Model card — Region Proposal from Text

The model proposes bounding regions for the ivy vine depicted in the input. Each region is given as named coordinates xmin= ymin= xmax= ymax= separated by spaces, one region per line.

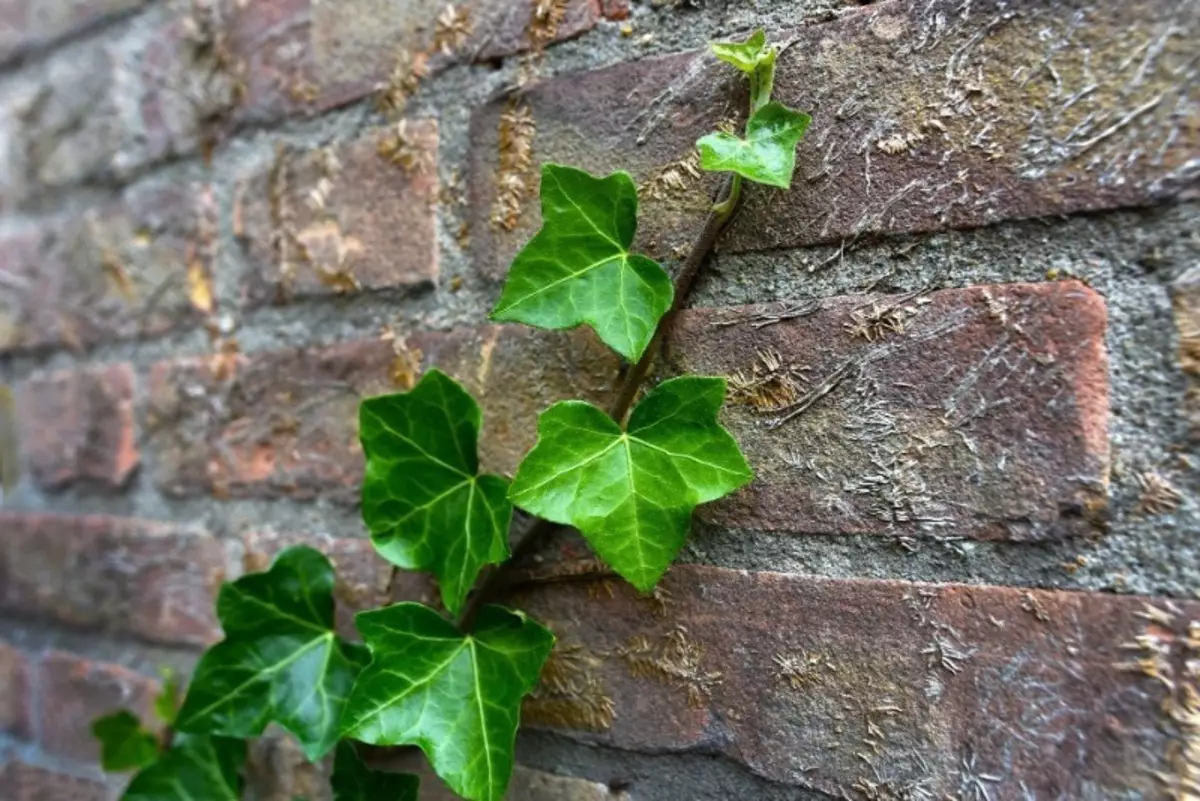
xmin=95 ymin=30 xmax=809 ymax=800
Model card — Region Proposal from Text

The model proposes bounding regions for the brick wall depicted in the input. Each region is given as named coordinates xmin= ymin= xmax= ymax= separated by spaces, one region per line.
xmin=0 ymin=1 xmax=1197 ymax=799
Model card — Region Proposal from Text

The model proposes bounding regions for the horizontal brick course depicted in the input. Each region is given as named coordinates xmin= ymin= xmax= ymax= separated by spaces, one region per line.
xmin=0 ymin=0 xmax=147 ymax=64
xmin=0 ymin=761 xmax=112 ymax=801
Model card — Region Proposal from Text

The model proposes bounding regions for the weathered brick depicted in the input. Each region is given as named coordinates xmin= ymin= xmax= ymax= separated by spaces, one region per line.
xmin=17 ymin=364 xmax=139 ymax=490
xmin=370 ymin=750 xmax=625 ymax=801
xmin=470 ymin=0 xmax=1200 ymax=278
xmin=1175 ymin=265 xmax=1200 ymax=443
xmin=146 ymin=325 xmax=619 ymax=501
xmin=0 ymin=641 xmax=32 ymax=740
xmin=0 ymin=0 xmax=147 ymax=64
xmin=0 ymin=512 xmax=225 ymax=646
xmin=0 ymin=761 xmax=112 ymax=801
xmin=0 ymin=181 xmax=216 ymax=354
xmin=666 ymin=281 xmax=1110 ymax=541
xmin=511 ymin=563 xmax=1200 ymax=799
xmin=35 ymin=650 xmax=159 ymax=763
xmin=234 ymin=122 xmax=438 ymax=306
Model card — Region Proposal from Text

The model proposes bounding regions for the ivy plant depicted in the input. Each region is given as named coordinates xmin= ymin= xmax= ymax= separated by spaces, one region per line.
xmin=94 ymin=29 xmax=809 ymax=800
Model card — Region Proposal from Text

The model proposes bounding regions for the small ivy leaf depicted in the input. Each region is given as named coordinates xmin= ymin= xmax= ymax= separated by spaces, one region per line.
xmin=491 ymin=164 xmax=674 ymax=362
xmin=509 ymin=376 xmax=752 ymax=592
xmin=92 ymin=710 xmax=159 ymax=773
xmin=152 ymin=668 xmax=181 ymax=726
xmin=341 ymin=603 xmax=554 ymax=801
xmin=174 ymin=546 xmax=370 ymax=761
xmin=710 ymin=29 xmax=769 ymax=73
xmin=122 ymin=734 xmax=246 ymax=801
xmin=697 ymin=102 xmax=811 ymax=189
xmin=360 ymin=369 xmax=513 ymax=616
xmin=331 ymin=741 xmax=419 ymax=801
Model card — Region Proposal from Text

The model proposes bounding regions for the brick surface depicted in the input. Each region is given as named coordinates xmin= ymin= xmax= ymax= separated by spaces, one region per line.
xmin=666 ymin=281 xmax=1110 ymax=541
xmin=1176 ymin=266 xmax=1200 ymax=443
xmin=0 ymin=512 xmax=225 ymax=646
xmin=35 ymin=650 xmax=159 ymax=763
xmin=510 ymin=563 xmax=1200 ymax=799
xmin=0 ymin=761 xmax=112 ymax=801
xmin=0 ymin=641 xmax=32 ymax=740
xmin=0 ymin=181 xmax=216 ymax=354
xmin=470 ymin=0 xmax=1200 ymax=278
xmin=146 ymin=325 xmax=620 ymax=501
xmin=0 ymin=0 xmax=147 ymax=63
xmin=370 ymin=750 xmax=625 ymax=801
xmin=235 ymin=123 xmax=439 ymax=306
xmin=17 ymin=364 xmax=139 ymax=490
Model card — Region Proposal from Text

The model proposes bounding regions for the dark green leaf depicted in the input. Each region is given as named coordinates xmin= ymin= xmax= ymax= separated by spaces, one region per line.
xmin=360 ymin=369 xmax=512 ymax=616
xmin=710 ymin=29 xmax=768 ymax=73
xmin=509 ymin=376 xmax=752 ymax=592
xmin=697 ymin=102 xmax=811 ymax=188
xmin=122 ymin=734 xmax=245 ymax=801
xmin=341 ymin=603 xmax=554 ymax=801
xmin=92 ymin=710 xmax=159 ymax=773
xmin=153 ymin=668 xmax=181 ymax=725
xmin=174 ymin=547 xmax=369 ymax=761
xmin=331 ymin=741 xmax=419 ymax=801
xmin=491 ymin=164 xmax=673 ymax=361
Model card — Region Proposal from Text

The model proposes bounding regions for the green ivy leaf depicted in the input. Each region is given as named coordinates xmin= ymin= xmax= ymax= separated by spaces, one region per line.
xmin=491 ymin=164 xmax=673 ymax=362
xmin=710 ymin=29 xmax=770 ymax=73
xmin=153 ymin=668 xmax=181 ymax=726
xmin=697 ymin=102 xmax=811 ymax=189
xmin=174 ymin=546 xmax=369 ymax=761
xmin=509 ymin=376 xmax=752 ymax=592
xmin=341 ymin=603 xmax=554 ymax=801
xmin=92 ymin=710 xmax=159 ymax=773
xmin=331 ymin=741 xmax=419 ymax=801
xmin=122 ymin=734 xmax=246 ymax=801
xmin=360 ymin=369 xmax=512 ymax=616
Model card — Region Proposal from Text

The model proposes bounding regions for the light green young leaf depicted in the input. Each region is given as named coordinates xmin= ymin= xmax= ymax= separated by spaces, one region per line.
xmin=697 ymin=101 xmax=811 ymax=188
xmin=710 ymin=29 xmax=768 ymax=73
xmin=92 ymin=710 xmax=159 ymax=773
xmin=509 ymin=376 xmax=752 ymax=592
xmin=122 ymin=734 xmax=245 ymax=801
xmin=153 ymin=668 xmax=181 ymax=726
xmin=174 ymin=547 xmax=369 ymax=761
xmin=491 ymin=164 xmax=673 ymax=362
xmin=360 ymin=369 xmax=512 ymax=616
xmin=341 ymin=603 xmax=554 ymax=801
xmin=331 ymin=741 xmax=419 ymax=801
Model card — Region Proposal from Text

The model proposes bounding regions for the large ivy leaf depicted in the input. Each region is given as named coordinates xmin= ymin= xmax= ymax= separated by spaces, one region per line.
xmin=122 ymin=734 xmax=245 ymax=801
xmin=509 ymin=376 xmax=752 ymax=592
xmin=490 ymin=164 xmax=673 ymax=362
xmin=341 ymin=603 xmax=554 ymax=801
xmin=331 ymin=741 xmax=419 ymax=801
xmin=92 ymin=710 xmax=159 ymax=773
xmin=360 ymin=369 xmax=512 ymax=616
xmin=697 ymin=102 xmax=811 ymax=189
xmin=710 ymin=29 xmax=770 ymax=73
xmin=174 ymin=546 xmax=369 ymax=761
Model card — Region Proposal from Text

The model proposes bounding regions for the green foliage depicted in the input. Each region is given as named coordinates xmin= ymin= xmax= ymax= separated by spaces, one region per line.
xmin=360 ymin=369 xmax=512 ymax=615
xmin=153 ymin=668 xmax=181 ymax=726
xmin=490 ymin=164 xmax=673 ymax=362
xmin=92 ymin=710 xmax=159 ymax=773
xmin=341 ymin=603 xmax=554 ymax=801
xmin=509 ymin=377 xmax=752 ymax=591
xmin=122 ymin=735 xmax=246 ymax=801
xmin=331 ymin=742 xmax=419 ymax=801
xmin=698 ymin=102 xmax=811 ymax=189
xmin=710 ymin=29 xmax=772 ymax=75
xmin=174 ymin=547 xmax=368 ymax=761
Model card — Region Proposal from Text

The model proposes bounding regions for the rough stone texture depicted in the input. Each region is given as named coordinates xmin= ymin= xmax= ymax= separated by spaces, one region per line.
xmin=146 ymin=325 xmax=620 ymax=501
xmin=0 ymin=761 xmax=112 ymax=801
xmin=1175 ymin=265 xmax=1200 ymax=443
xmin=0 ymin=640 xmax=32 ymax=740
xmin=667 ymin=281 xmax=1111 ymax=541
xmin=0 ymin=512 xmax=225 ymax=646
xmin=0 ymin=0 xmax=147 ymax=64
xmin=235 ymin=121 xmax=439 ymax=306
xmin=372 ymin=751 xmax=628 ymax=801
xmin=470 ymin=0 xmax=1200 ymax=279
xmin=16 ymin=364 xmax=139 ymax=490
xmin=511 ymin=563 xmax=1199 ymax=800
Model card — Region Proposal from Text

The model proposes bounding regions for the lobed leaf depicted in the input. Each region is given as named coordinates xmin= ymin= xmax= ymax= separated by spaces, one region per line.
xmin=360 ymin=369 xmax=513 ymax=616
xmin=174 ymin=546 xmax=369 ymax=761
xmin=341 ymin=603 xmax=554 ymax=801
xmin=697 ymin=102 xmax=811 ymax=189
xmin=122 ymin=734 xmax=245 ymax=801
xmin=92 ymin=710 xmax=159 ymax=773
xmin=331 ymin=741 xmax=419 ymax=801
xmin=491 ymin=164 xmax=673 ymax=362
xmin=710 ymin=29 xmax=770 ymax=74
xmin=509 ymin=376 xmax=752 ymax=592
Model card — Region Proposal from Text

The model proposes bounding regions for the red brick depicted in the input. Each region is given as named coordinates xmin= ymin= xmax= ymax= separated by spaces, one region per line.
xmin=0 ymin=641 xmax=32 ymax=741
xmin=0 ymin=0 xmax=147 ymax=64
xmin=470 ymin=0 xmax=1200 ymax=278
xmin=235 ymin=123 xmax=438 ymax=306
xmin=0 ymin=761 xmax=112 ymax=801
xmin=511 ymin=564 xmax=1200 ymax=799
xmin=146 ymin=325 xmax=620 ymax=501
xmin=16 ymin=364 xmax=139 ymax=490
xmin=35 ymin=651 xmax=160 ymax=763
xmin=0 ymin=181 xmax=216 ymax=354
xmin=666 ymin=281 xmax=1110 ymax=541
xmin=0 ymin=512 xmax=225 ymax=646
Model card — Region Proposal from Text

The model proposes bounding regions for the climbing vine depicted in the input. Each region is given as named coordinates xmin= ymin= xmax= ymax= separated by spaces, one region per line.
xmin=94 ymin=30 xmax=809 ymax=800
